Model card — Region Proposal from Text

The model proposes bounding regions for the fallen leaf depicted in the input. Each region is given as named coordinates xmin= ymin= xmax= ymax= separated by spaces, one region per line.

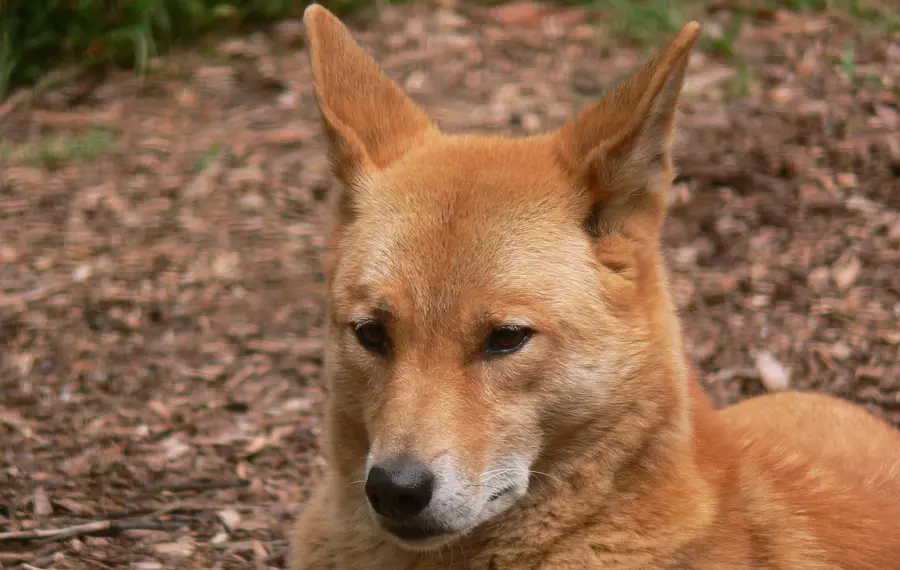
xmin=280 ymin=398 xmax=313 ymax=413
xmin=61 ymin=454 xmax=92 ymax=477
xmin=148 ymin=400 xmax=171 ymax=421
xmin=252 ymin=539 xmax=268 ymax=557
xmin=806 ymin=267 xmax=831 ymax=293
xmin=756 ymin=351 xmax=790 ymax=392
xmin=34 ymin=487 xmax=53 ymax=517
xmin=488 ymin=0 xmax=546 ymax=25
xmin=53 ymin=497 xmax=93 ymax=516
xmin=831 ymin=252 xmax=862 ymax=291
xmin=835 ymin=172 xmax=858 ymax=189
xmin=152 ymin=538 xmax=196 ymax=558
xmin=244 ymin=435 xmax=269 ymax=457
xmin=829 ymin=342 xmax=852 ymax=360
xmin=217 ymin=507 xmax=243 ymax=534
xmin=161 ymin=436 xmax=192 ymax=461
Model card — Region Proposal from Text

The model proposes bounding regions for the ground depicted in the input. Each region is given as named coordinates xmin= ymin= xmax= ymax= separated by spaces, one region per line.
xmin=1 ymin=1 xmax=898 ymax=568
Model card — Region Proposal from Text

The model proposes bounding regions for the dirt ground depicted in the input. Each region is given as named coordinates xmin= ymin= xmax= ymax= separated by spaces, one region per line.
xmin=1 ymin=1 xmax=898 ymax=568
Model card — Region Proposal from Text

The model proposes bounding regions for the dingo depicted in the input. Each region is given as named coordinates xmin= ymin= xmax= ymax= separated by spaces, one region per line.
xmin=290 ymin=5 xmax=900 ymax=569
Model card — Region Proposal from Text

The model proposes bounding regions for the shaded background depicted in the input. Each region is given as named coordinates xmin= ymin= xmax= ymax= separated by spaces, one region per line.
xmin=1 ymin=0 xmax=898 ymax=568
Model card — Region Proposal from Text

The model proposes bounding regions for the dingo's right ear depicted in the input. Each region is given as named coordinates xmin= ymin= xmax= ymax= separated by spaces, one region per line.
xmin=302 ymin=5 xmax=435 ymax=206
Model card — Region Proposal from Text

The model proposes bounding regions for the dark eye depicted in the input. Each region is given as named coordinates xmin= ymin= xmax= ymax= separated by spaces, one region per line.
xmin=484 ymin=326 xmax=532 ymax=357
xmin=354 ymin=322 xmax=390 ymax=354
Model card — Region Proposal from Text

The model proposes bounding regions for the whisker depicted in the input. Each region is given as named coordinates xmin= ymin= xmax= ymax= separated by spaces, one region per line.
xmin=479 ymin=468 xmax=511 ymax=477
xmin=480 ymin=469 xmax=515 ymax=484
xmin=529 ymin=469 xmax=562 ymax=486
xmin=350 ymin=499 xmax=369 ymax=522
xmin=458 ymin=538 xmax=470 ymax=570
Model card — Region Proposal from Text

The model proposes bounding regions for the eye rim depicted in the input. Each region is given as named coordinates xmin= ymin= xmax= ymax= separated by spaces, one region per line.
xmin=483 ymin=325 xmax=534 ymax=358
xmin=352 ymin=320 xmax=391 ymax=355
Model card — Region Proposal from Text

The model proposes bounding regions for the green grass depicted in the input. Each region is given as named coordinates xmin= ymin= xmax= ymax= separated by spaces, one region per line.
xmin=841 ymin=43 xmax=857 ymax=84
xmin=2 ymin=128 xmax=119 ymax=169
xmin=193 ymin=144 xmax=225 ymax=173
xmin=603 ymin=0 xmax=898 ymax=48
xmin=703 ymin=12 xmax=746 ymax=61
xmin=782 ymin=0 xmax=900 ymax=33
xmin=726 ymin=61 xmax=756 ymax=100
xmin=605 ymin=0 xmax=690 ymax=47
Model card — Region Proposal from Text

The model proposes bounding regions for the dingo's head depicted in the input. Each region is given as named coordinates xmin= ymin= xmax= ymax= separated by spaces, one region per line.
xmin=303 ymin=4 xmax=700 ymax=551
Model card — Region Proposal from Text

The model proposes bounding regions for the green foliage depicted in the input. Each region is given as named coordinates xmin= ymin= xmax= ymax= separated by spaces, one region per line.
xmin=31 ymin=128 xmax=119 ymax=168
xmin=1 ymin=127 xmax=119 ymax=168
xmin=702 ymin=11 xmax=745 ymax=61
xmin=0 ymin=0 xmax=332 ymax=99
xmin=605 ymin=0 xmax=688 ymax=46
xmin=841 ymin=43 xmax=857 ymax=84
xmin=193 ymin=144 xmax=224 ymax=173
xmin=603 ymin=0 xmax=898 ymax=47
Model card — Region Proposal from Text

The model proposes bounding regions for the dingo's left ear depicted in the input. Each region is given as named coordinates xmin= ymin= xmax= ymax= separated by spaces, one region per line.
xmin=555 ymin=21 xmax=701 ymax=238
xmin=302 ymin=4 xmax=436 ymax=206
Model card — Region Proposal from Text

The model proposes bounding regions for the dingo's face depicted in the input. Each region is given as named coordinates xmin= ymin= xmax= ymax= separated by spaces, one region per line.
xmin=329 ymin=137 xmax=626 ymax=549
xmin=303 ymin=5 xmax=700 ymax=551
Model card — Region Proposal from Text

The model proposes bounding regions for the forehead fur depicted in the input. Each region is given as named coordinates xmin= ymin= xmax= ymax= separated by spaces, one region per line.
xmin=331 ymin=135 xmax=604 ymax=325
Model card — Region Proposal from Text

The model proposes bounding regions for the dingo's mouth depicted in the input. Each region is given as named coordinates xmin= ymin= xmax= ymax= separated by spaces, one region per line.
xmin=385 ymin=523 xmax=447 ymax=541
xmin=379 ymin=521 xmax=458 ymax=551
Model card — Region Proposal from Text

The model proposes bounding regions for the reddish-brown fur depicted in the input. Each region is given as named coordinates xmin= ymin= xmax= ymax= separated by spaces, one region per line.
xmin=290 ymin=5 xmax=900 ymax=569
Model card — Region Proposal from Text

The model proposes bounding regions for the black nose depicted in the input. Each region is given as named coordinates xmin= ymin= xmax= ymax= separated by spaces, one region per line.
xmin=365 ymin=456 xmax=435 ymax=522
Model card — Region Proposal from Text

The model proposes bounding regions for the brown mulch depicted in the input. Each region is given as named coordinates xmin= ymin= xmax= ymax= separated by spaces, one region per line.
xmin=1 ymin=1 xmax=898 ymax=568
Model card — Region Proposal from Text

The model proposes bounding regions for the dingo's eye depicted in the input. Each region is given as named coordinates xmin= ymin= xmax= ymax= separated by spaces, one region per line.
xmin=354 ymin=322 xmax=390 ymax=355
xmin=484 ymin=326 xmax=532 ymax=357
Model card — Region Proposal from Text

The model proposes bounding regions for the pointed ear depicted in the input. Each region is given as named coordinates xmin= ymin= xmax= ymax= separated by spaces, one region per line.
xmin=555 ymin=21 xmax=701 ymax=239
xmin=302 ymin=4 xmax=436 ymax=197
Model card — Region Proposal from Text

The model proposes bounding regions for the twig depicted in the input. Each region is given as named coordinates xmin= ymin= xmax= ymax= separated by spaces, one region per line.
xmin=0 ymin=281 xmax=69 ymax=311
xmin=0 ymin=552 xmax=33 ymax=562
xmin=260 ymin=546 xmax=288 ymax=565
xmin=14 ymin=542 xmax=64 ymax=568
xmin=145 ymin=500 xmax=271 ymax=519
xmin=0 ymin=518 xmax=182 ymax=544
xmin=145 ymin=479 xmax=250 ymax=494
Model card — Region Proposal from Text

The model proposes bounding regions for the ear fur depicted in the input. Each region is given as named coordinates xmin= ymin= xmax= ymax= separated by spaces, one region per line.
xmin=556 ymin=22 xmax=701 ymax=239
xmin=302 ymin=5 xmax=436 ymax=210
